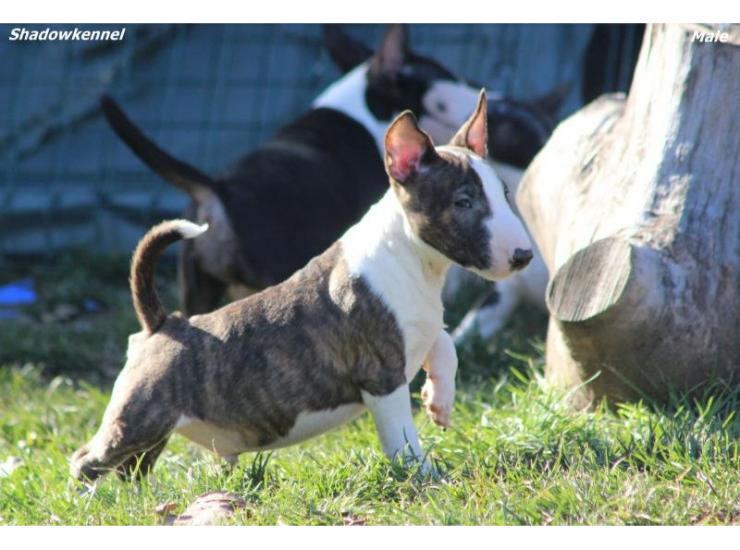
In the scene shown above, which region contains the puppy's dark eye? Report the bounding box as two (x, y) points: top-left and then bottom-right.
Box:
(454, 198), (472, 209)
(436, 101), (447, 113)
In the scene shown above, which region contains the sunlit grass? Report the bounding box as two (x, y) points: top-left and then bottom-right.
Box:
(0, 252), (737, 525)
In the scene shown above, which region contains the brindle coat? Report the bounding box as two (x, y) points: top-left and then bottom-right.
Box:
(72, 239), (405, 481)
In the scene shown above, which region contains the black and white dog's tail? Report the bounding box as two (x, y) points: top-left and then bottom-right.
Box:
(100, 95), (220, 199)
(130, 220), (208, 334)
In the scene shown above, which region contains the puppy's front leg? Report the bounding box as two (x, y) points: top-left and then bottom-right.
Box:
(421, 330), (458, 428)
(362, 385), (429, 471)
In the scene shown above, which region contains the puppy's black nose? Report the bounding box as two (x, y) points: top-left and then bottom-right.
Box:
(510, 248), (533, 270)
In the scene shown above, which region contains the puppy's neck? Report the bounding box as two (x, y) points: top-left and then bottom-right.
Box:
(340, 190), (451, 320)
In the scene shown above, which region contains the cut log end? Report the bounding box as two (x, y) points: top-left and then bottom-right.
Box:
(547, 237), (632, 323)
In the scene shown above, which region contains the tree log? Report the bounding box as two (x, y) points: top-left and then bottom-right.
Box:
(517, 24), (739, 406)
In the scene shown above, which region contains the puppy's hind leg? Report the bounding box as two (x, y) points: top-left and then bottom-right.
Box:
(70, 375), (179, 482)
(116, 436), (170, 481)
(71, 417), (177, 483)
(71, 412), (177, 483)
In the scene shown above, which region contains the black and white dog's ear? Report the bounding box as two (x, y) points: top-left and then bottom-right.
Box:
(384, 110), (438, 184)
(369, 24), (408, 82)
(322, 25), (373, 74)
(450, 89), (488, 158)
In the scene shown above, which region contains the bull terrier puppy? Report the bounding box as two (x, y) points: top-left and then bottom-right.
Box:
(70, 90), (532, 482)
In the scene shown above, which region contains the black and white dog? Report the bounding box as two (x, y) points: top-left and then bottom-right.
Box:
(102, 25), (561, 327)
(103, 25), (486, 314)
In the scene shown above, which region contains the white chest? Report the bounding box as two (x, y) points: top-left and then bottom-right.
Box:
(338, 192), (448, 384)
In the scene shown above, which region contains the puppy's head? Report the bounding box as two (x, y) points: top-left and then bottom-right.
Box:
(384, 90), (533, 281)
(324, 24), (483, 144)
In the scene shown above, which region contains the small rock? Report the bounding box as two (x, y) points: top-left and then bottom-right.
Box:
(342, 512), (367, 526)
(172, 492), (246, 526)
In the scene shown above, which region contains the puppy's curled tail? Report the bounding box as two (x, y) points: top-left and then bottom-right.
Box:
(131, 219), (208, 334)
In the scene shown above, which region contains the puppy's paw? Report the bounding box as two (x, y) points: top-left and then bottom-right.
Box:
(70, 445), (106, 483)
(396, 450), (440, 480)
(421, 378), (454, 428)
(416, 456), (443, 481)
(69, 445), (90, 479)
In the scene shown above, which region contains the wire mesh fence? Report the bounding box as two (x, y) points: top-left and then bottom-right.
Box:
(0, 24), (641, 256)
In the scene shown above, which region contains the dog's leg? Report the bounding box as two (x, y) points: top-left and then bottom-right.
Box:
(71, 419), (176, 483)
(362, 385), (431, 472)
(115, 436), (170, 481)
(421, 330), (458, 428)
(70, 373), (179, 482)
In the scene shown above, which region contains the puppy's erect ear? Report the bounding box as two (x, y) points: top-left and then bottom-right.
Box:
(450, 89), (488, 157)
(369, 24), (408, 81)
(322, 24), (373, 74)
(384, 110), (438, 184)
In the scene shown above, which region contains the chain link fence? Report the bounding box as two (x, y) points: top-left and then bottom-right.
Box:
(0, 24), (641, 256)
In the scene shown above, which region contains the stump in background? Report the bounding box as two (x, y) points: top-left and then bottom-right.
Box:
(517, 24), (739, 407)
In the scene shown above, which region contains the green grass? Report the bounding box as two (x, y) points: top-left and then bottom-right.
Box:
(0, 252), (738, 525)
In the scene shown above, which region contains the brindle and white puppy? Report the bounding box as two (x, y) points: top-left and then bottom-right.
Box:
(70, 90), (532, 482)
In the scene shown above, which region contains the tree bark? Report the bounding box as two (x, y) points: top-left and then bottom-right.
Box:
(517, 23), (740, 407)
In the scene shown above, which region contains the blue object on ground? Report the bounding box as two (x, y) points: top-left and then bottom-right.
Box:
(82, 298), (103, 312)
(0, 279), (37, 306)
